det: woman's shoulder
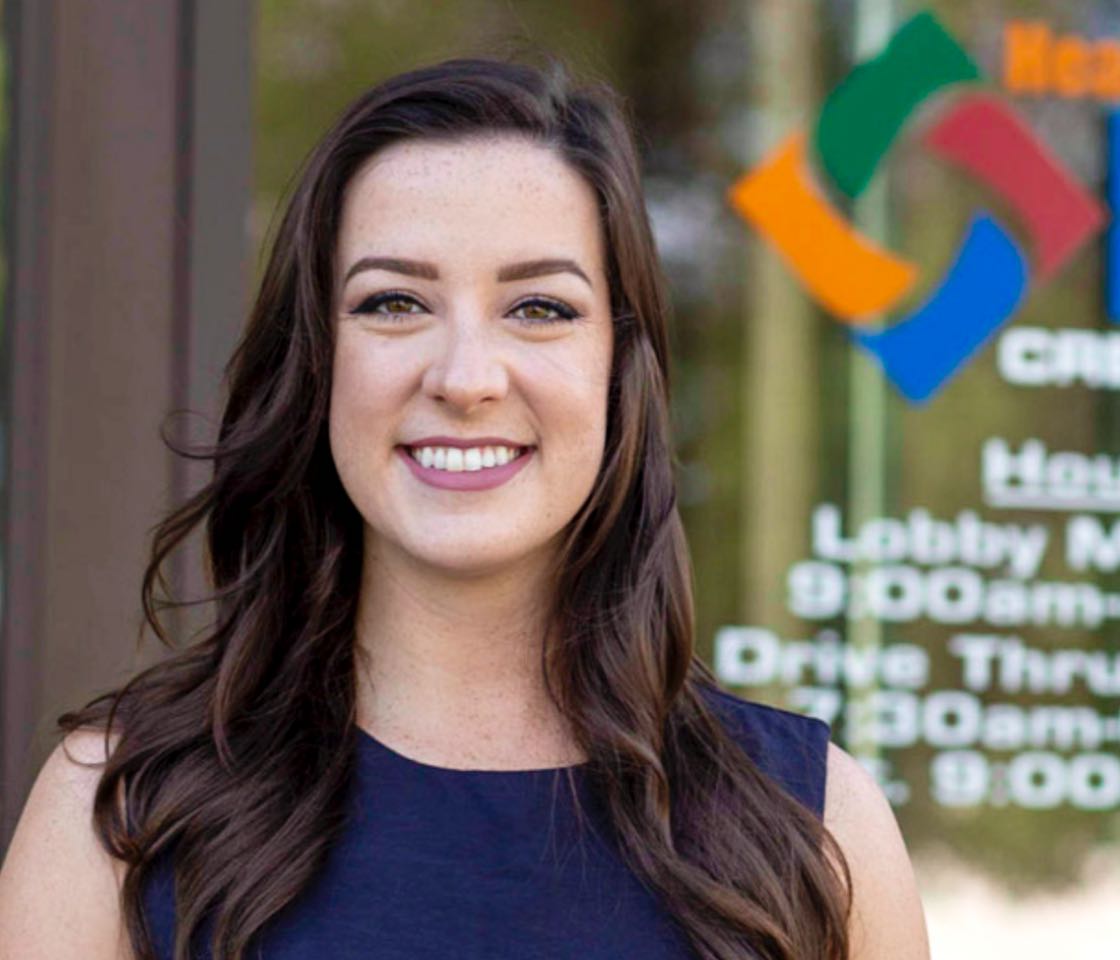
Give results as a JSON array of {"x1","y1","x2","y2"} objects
[
  {"x1": 0, "y1": 727, "x2": 131, "y2": 960},
  {"x1": 698, "y1": 683, "x2": 832, "y2": 818},
  {"x1": 820, "y1": 733, "x2": 932, "y2": 957},
  {"x1": 698, "y1": 687, "x2": 931, "y2": 955}
]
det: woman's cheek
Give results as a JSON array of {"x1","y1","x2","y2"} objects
[
  {"x1": 329, "y1": 340, "x2": 389, "y2": 479},
  {"x1": 335, "y1": 333, "x2": 413, "y2": 419}
]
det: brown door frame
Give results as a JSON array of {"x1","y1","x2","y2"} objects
[{"x1": 0, "y1": 0, "x2": 253, "y2": 851}]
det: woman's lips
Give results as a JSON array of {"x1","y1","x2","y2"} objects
[{"x1": 395, "y1": 445, "x2": 534, "y2": 491}]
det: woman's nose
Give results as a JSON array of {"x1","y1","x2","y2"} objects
[{"x1": 420, "y1": 316, "x2": 510, "y2": 413}]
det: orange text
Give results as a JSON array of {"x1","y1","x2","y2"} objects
[{"x1": 1004, "y1": 21, "x2": 1120, "y2": 100}]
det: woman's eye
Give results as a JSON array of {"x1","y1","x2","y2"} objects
[
  {"x1": 510, "y1": 297, "x2": 580, "y2": 325},
  {"x1": 350, "y1": 293, "x2": 580, "y2": 325},
  {"x1": 352, "y1": 292, "x2": 425, "y2": 319}
]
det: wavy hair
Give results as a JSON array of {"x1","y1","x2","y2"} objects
[{"x1": 58, "y1": 54, "x2": 852, "y2": 960}]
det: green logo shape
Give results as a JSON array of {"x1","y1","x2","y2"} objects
[{"x1": 814, "y1": 11, "x2": 981, "y2": 198}]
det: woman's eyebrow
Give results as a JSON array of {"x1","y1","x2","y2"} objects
[{"x1": 342, "y1": 256, "x2": 593, "y2": 290}]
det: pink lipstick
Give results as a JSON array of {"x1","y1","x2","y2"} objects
[{"x1": 396, "y1": 443, "x2": 534, "y2": 491}]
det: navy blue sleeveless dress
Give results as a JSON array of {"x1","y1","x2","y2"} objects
[{"x1": 141, "y1": 686, "x2": 830, "y2": 959}]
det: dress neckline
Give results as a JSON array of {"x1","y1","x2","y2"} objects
[{"x1": 354, "y1": 724, "x2": 592, "y2": 777}]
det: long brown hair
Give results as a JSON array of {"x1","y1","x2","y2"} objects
[{"x1": 58, "y1": 53, "x2": 851, "y2": 960}]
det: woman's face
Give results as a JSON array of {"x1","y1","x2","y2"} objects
[{"x1": 329, "y1": 134, "x2": 614, "y2": 579}]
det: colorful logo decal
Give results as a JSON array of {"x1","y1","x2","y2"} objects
[{"x1": 727, "y1": 11, "x2": 1107, "y2": 404}]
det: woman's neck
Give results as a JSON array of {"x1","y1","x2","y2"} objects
[{"x1": 351, "y1": 536, "x2": 582, "y2": 767}]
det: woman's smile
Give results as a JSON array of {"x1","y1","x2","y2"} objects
[{"x1": 395, "y1": 440, "x2": 536, "y2": 491}]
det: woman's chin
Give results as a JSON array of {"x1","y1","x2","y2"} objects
[
  {"x1": 374, "y1": 533, "x2": 549, "y2": 580},
  {"x1": 420, "y1": 551, "x2": 537, "y2": 582}
]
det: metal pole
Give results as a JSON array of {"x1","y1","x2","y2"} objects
[{"x1": 845, "y1": 0, "x2": 894, "y2": 771}]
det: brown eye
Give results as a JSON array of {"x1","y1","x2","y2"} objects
[
  {"x1": 510, "y1": 297, "x2": 580, "y2": 325},
  {"x1": 352, "y1": 292, "x2": 425, "y2": 319},
  {"x1": 349, "y1": 293, "x2": 580, "y2": 325}
]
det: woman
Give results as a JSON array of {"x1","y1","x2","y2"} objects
[{"x1": 0, "y1": 55, "x2": 929, "y2": 959}]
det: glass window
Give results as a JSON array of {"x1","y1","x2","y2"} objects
[{"x1": 255, "y1": 2, "x2": 1120, "y2": 954}]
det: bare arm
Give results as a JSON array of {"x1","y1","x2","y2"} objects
[
  {"x1": 0, "y1": 729, "x2": 132, "y2": 960},
  {"x1": 824, "y1": 741, "x2": 931, "y2": 960}
]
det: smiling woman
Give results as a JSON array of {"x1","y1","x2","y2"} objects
[
  {"x1": 329, "y1": 136, "x2": 613, "y2": 591},
  {"x1": 0, "y1": 54, "x2": 927, "y2": 960}
]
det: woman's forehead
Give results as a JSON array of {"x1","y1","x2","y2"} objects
[{"x1": 336, "y1": 137, "x2": 609, "y2": 281}]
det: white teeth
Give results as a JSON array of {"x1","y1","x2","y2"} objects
[{"x1": 408, "y1": 444, "x2": 525, "y2": 472}]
